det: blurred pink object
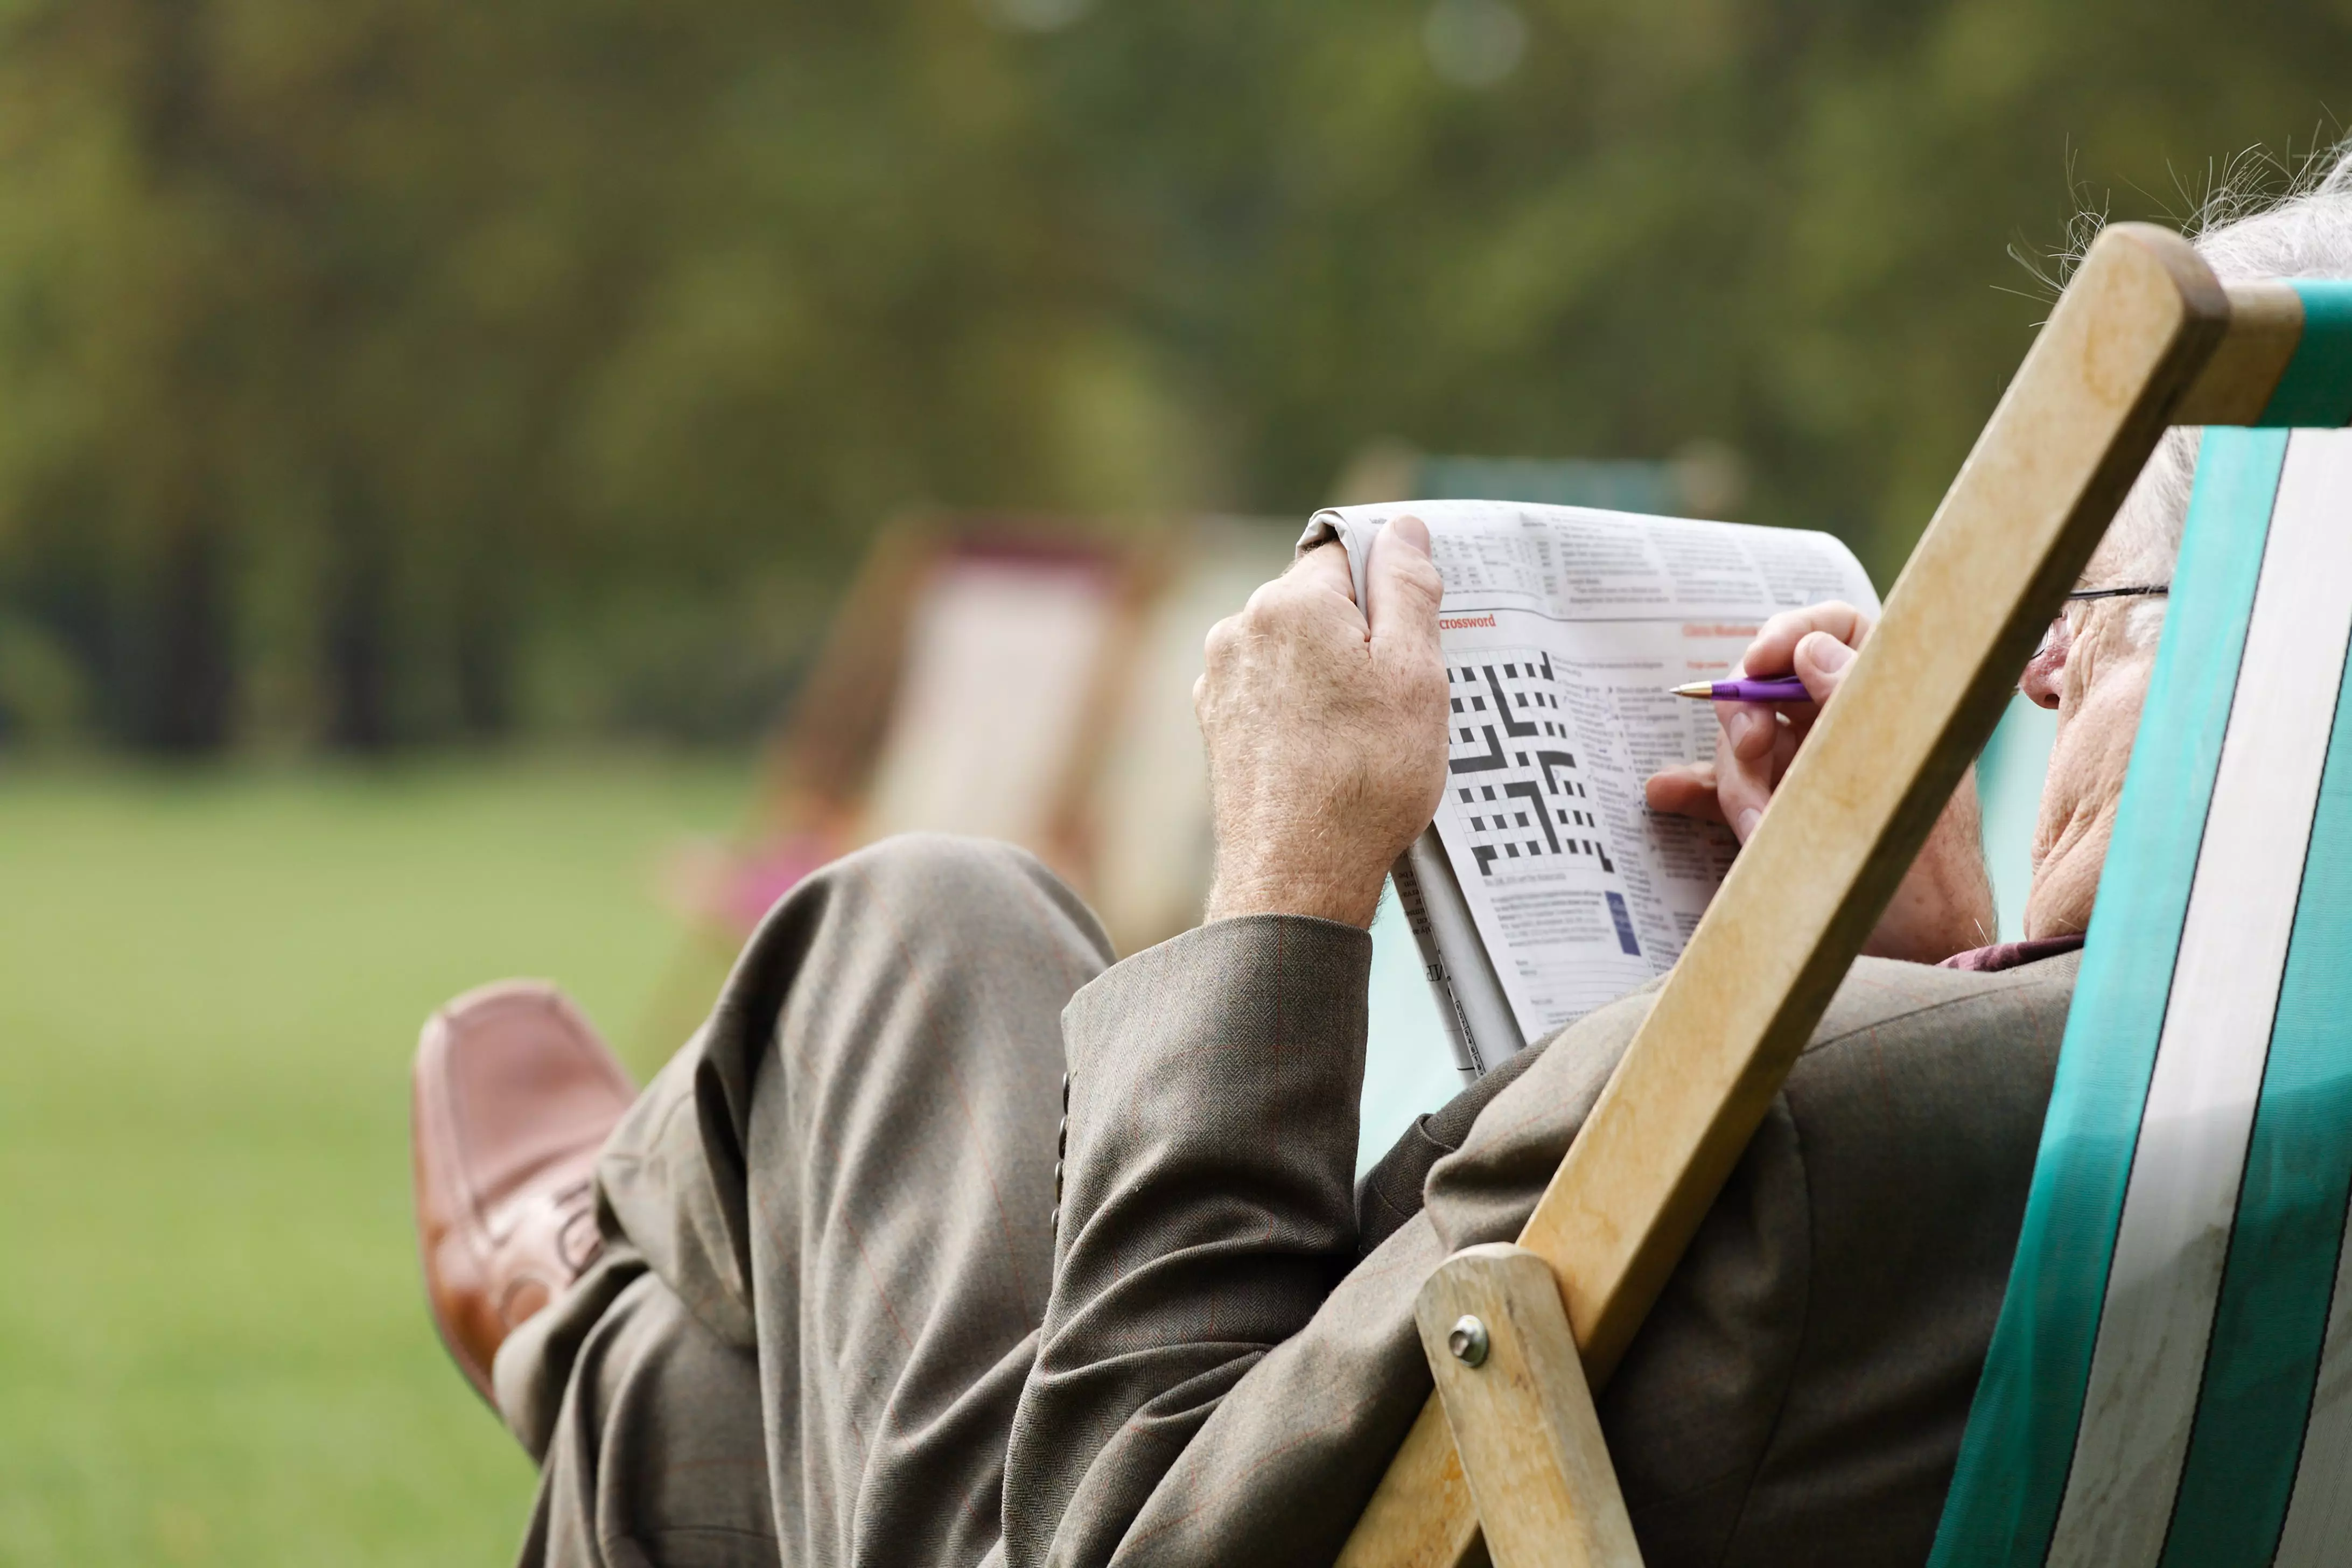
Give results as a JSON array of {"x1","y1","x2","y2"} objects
[
  {"x1": 660, "y1": 831, "x2": 841, "y2": 937},
  {"x1": 719, "y1": 834, "x2": 839, "y2": 932}
]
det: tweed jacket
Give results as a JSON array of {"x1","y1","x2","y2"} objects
[{"x1": 1000, "y1": 918, "x2": 2076, "y2": 1566}]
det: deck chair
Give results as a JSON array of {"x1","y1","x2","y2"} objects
[
  {"x1": 1330, "y1": 226, "x2": 2352, "y2": 1568},
  {"x1": 1931, "y1": 334, "x2": 2352, "y2": 1556}
]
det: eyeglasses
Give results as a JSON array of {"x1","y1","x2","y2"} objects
[
  {"x1": 2064, "y1": 584, "x2": 2169, "y2": 601},
  {"x1": 2036, "y1": 584, "x2": 2170, "y2": 660}
]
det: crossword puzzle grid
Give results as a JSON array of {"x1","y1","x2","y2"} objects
[{"x1": 1445, "y1": 653, "x2": 1618, "y2": 878}]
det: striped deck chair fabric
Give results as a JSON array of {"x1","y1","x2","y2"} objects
[{"x1": 1933, "y1": 281, "x2": 2352, "y2": 1566}]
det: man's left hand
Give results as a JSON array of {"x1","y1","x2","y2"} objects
[{"x1": 1196, "y1": 518, "x2": 1450, "y2": 929}]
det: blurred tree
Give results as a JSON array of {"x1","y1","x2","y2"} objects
[
  {"x1": 0, "y1": 0, "x2": 2346, "y2": 751},
  {"x1": 1031, "y1": 0, "x2": 2352, "y2": 576},
  {"x1": 0, "y1": 0, "x2": 1155, "y2": 750}
]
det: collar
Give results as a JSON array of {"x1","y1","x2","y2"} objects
[{"x1": 1937, "y1": 933, "x2": 2087, "y2": 974}]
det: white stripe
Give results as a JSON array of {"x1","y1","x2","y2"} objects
[
  {"x1": 2269, "y1": 431, "x2": 2352, "y2": 1568},
  {"x1": 2276, "y1": 1193, "x2": 2352, "y2": 1566},
  {"x1": 2048, "y1": 428, "x2": 2352, "y2": 1568}
]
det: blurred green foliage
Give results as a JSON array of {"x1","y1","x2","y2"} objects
[{"x1": 0, "y1": 0, "x2": 2347, "y2": 752}]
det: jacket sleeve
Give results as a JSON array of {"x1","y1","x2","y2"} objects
[{"x1": 997, "y1": 914, "x2": 1373, "y2": 1568}]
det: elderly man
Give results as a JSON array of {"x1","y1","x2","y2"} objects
[{"x1": 412, "y1": 191, "x2": 2341, "y2": 1567}]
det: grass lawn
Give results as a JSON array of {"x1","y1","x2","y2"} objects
[{"x1": 0, "y1": 755, "x2": 752, "y2": 1566}]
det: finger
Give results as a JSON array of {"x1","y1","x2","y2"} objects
[
  {"x1": 1722, "y1": 700, "x2": 1776, "y2": 761},
  {"x1": 1366, "y1": 514, "x2": 1443, "y2": 656},
  {"x1": 1202, "y1": 611, "x2": 1242, "y2": 673},
  {"x1": 1287, "y1": 540, "x2": 1358, "y2": 604},
  {"x1": 1740, "y1": 600, "x2": 1871, "y2": 681},
  {"x1": 1714, "y1": 723, "x2": 1775, "y2": 841},
  {"x1": 1791, "y1": 629, "x2": 1854, "y2": 705},
  {"x1": 1644, "y1": 761, "x2": 1728, "y2": 825},
  {"x1": 1245, "y1": 545, "x2": 1356, "y2": 631}
]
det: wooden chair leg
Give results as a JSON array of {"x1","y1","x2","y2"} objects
[{"x1": 1415, "y1": 1245, "x2": 1644, "y2": 1568}]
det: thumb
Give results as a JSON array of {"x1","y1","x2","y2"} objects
[
  {"x1": 1793, "y1": 630, "x2": 1854, "y2": 704},
  {"x1": 1366, "y1": 514, "x2": 1443, "y2": 654}
]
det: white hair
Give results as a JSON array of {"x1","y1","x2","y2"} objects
[{"x1": 2081, "y1": 145, "x2": 2352, "y2": 628}]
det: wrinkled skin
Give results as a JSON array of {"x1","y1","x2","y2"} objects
[
  {"x1": 2017, "y1": 598, "x2": 2154, "y2": 938},
  {"x1": 1195, "y1": 516, "x2": 1450, "y2": 929}
]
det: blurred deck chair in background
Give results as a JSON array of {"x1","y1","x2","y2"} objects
[
  {"x1": 1330, "y1": 230, "x2": 2352, "y2": 1568},
  {"x1": 1081, "y1": 517, "x2": 1296, "y2": 947},
  {"x1": 641, "y1": 513, "x2": 1293, "y2": 1055},
  {"x1": 670, "y1": 520, "x2": 1136, "y2": 927},
  {"x1": 849, "y1": 530, "x2": 1136, "y2": 870}
]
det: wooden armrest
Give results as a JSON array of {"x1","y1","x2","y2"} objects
[{"x1": 1417, "y1": 1245, "x2": 1642, "y2": 1568}]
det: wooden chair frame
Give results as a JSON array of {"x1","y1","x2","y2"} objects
[{"x1": 1343, "y1": 226, "x2": 2308, "y2": 1568}]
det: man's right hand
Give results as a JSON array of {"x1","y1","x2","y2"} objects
[
  {"x1": 1645, "y1": 601, "x2": 1997, "y2": 963},
  {"x1": 1196, "y1": 518, "x2": 1451, "y2": 930}
]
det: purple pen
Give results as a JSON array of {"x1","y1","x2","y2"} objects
[{"x1": 1669, "y1": 676, "x2": 1814, "y2": 703}]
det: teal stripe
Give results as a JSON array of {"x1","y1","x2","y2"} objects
[
  {"x1": 1929, "y1": 426, "x2": 2288, "y2": 1567},
  {"x1": 2255, "y1": 282, "x2": 2352, "y2": 428},
  {"x1": 2159, "y1": 531, "x2": 2352, "y2": 1567}
]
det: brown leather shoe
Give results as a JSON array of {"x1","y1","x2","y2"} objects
[{"x1": 411, "y1": 979, "x2": 634, "y2": 1405}]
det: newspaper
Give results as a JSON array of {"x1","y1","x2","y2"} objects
[{"x1": 1299, "y1": 501, "x2": 1880, "y2": 1081}]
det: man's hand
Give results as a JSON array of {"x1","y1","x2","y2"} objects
[
  {"x1": 1644, "y1": 601, "x2": 1996, "y2": 963},
  {"x1": 1197, "y1": 517, "x2": 1450, "y2": 929}
]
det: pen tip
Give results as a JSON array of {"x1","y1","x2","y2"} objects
[{"x1": 1669, "y1": 681, "x2": 1713, "y2": 698}]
